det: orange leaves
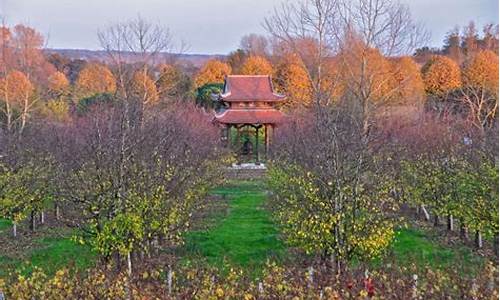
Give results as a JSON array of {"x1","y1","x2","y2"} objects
[
  {"x1": 130, "y1": 70, "x2": 159, "y2": 105},
  {"x1": 48, "y1": 71, "x2": 70, "y2": 96},
  {"x1": 337, "y1": 42, "x2": 396, "y2": 103},
  {"x1": 422, "y1": 55, "x2": 461, "y2": 97},
  {"x1": 462, "y1": 50, "x2": 499, "y2": 94},
  {"x1": 194, "y1": 59, "x2": 232, "y2": 87},
  {"x1": 274, "y1": 54, "x2": 313, "y2": 109},
  {"x1": 240, "y1": 55, "x2": 273, "y2": 76},
  {"x1": 391, "y1": 56, "x2": 425, "y2": 105},
  {"x1": 76, "y1": 63, "x2": 117, "y2": 97},
  {"x1": 0, "y1": 70, "x2": 34, "y2": 105}
]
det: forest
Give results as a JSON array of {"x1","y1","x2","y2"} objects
[{"x1": 0, "y1": 0, "x2": 498, "y2": 299}]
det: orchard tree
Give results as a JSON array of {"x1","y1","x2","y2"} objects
[
  {"x1": 48, "y1": 104, "x2": 226, "y2": 274},
  {"x1": 194, "y1": 59, "x2": 231, "y2": 87},
  {"x1": 0, "y1": 164, "x2": 30, "y2": 237},
  {"x1": 265, "y1": 0, "x2": 428, "y2": 272},
  {"x1": 76, "y1": 63, "x2": 117, "y2": 97}
]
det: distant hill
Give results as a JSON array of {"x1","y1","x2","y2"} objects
[{"x1": 44, "y1": 48, "x2": 225, "y2": 68}]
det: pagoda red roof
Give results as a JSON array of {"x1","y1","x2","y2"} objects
[
  {"x1": 220, "y1": 75, "x2": 285, "y2": 102},
  {"x1": 214, "y1": 109, "x2": 285, "y2": 124}
]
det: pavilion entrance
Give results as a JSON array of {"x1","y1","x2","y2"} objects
[
  {"x1": 224, "y1": 124, "x2": 274, "y2": 164},
  {"x1": 214, "y1": 75, "x2": 286, "y2": 164}
]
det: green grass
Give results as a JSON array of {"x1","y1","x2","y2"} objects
[
  {"x1": 0, "y1": 234, "x2": 96, "y2": 278},
  {"x1": 183, "y1": 180, "x2": 485, "y2": 277},
  {"x1": 26, "y1": 237, "x2": 96, "y2": 275},
  {"x1": 388, "y1": 228, "x2": 485, "y2": 271},
  {"x1": 183, "y1": 181, "x2": 285, "y2": 270},
  {"x1": 0, "y1": 218, "x2": 12, "y2": 231}
]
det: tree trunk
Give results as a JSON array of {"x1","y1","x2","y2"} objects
[
  {"x1": 40, "y1": 211, "x2": 45, "y2": 224},
  {"x1": 12, "y1": 222, "x2": 17, "y2": 238},
  {"x1": 447, "y1": 215, "x2": 454, "y2": 231},
  {"x1": 433, "y1": 215, "x2": 440, "y2": 227},
  {"x1": 420, "y1": 205, "x2": 430, "y2": 221},
  {"x1": 460, "y1": 223, "x2": 469, "y2": 241},
  {"x1": 55, "y1": 202, "x2": 60, "y2": 220},
  {"x1": 475, "y1": 231, "x2": 483, "y2": 248},
  {"x1": 167, "y1": 266, "x2": 173, "y2": 295},
  {"x1": 127, "y1": 251, "x2": 132, "y2": 275},
  {"x1": 30, "y1": 211, "x2": 36, "y2": 231}
]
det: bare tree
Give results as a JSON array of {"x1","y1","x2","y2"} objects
[
  {"x1": 98, "y1": 16, "x2": 173, "y2": 101},
  {"x1": 264, "y1": 0, "x2": 338, "y2": 104},
  {"x1": 240, "y1": 33, "x2": 270, "y2": 56}
]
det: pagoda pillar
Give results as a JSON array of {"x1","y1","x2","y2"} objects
[
  {"x1": 264, "y1": 124, "x2": 269, "y2": 160},
  {"x1": 226, "y1": 125, "x2": 231, "y2": 148},
  {"x1": 255, "y1": 125, "x2": 260, "y2": 164}
]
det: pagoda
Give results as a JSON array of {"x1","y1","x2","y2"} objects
[{"x1": 214, "y1": 75, "x2": 286, "y2": 163}]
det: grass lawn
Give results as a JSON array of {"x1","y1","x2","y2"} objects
[
  {"x1": 0, "y1": 181, "x2": 487, "y2": 280},
  {"x1": 0, "y1": 218, "x2": 11, "y2": 231},
  {"x1": 388, "y1": 228, "x2": 485, "y2": 272},
  {"x1": 183, "y1": 180, "x2": 487, "y2": 276},
  {"x1": 0, "y1": 229, "x2": 96, "y2": 278},
  {"x1": 183, "y1": 181, "x2": 285, "y2": 271}
]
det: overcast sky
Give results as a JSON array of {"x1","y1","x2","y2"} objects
[{"x1": 0, "y1": 0, "x2": 498, "y2": 54}]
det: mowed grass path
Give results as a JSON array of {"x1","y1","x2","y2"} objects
[
  {"x1": 184, "y1": 181, "x2": 284, "y2": 269},
  {"x1": 183, "y1": 180, "x2": 485, "y2": 274}
]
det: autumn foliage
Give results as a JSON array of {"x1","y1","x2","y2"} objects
[
  {"x1": 391, "y1": 56, "x2": 425, "y2": 105},
  {"x1": 462, "y1": 50, "x2": 499, "y2": 94},
  {"x1": 130, "y1": 70, "x2": 159, "y2": 105},
  {"x1": 0, "y1": 70, "x2": 34, "y2": 105},
  {"x1": 274, "y1": 54, "x2": 313, "y2": 109},
  {"x1": 422, "y1": 55, "x2": 462, "y2": 96},
  {"x1": 0, "y1": 70, "x2": 35, "y2": 131},
  {"x1": 47, "y1": 71, "x2": 70, "y2": 96},
  {"x1": 76, "y1": 63, "x2": 117, "y2": 96},
  {"x1": 194, "y1": 59, "x2": 232, "y2": 87},
  {"x1": 337, "y1": 43, "x2": 396, "y2": 103},
  {"x1": 240, "y1": 55, "x2": 274, "y2": 76}
]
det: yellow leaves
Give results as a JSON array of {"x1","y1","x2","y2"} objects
[
  {"x1": 130, "y1": 70, "x2": 159, "y2": 105},
  {"x1": 0, "y1": 70, "x2": 34, "y2": 105},
  {"x1": 391, "y1": 56, "x2": 425, "y2": 105},
  {"x1": 195, "y1": 59, "x2": 232, "y2": 87},
  {"x1": 47, "y1": 71, "x2": 70, "y2": 95},
  {"x1": 240, "y1": 55, "x2": 273, "y2": 76},
  {"x1": 274, "y1": 53, "x2": 313, "y2": 109},
  {"x1": 76, "y1": 63, "x2": 117, "y2": 96},
  {"x1": 462, "y1": 50, "x2": 499, "y2": 94},
  {"x1": 216, "y1": 287, "x2": 225, "y2": 297},
  {"x1": 337, "y1": 41, "x2": 396, "y2": 103},
  {"x1": 268, "y1": 163, "x2": 399, "y2": 262},
  {"x1": 422, "y1": 55, "x2": 461, "y2": 96}
]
